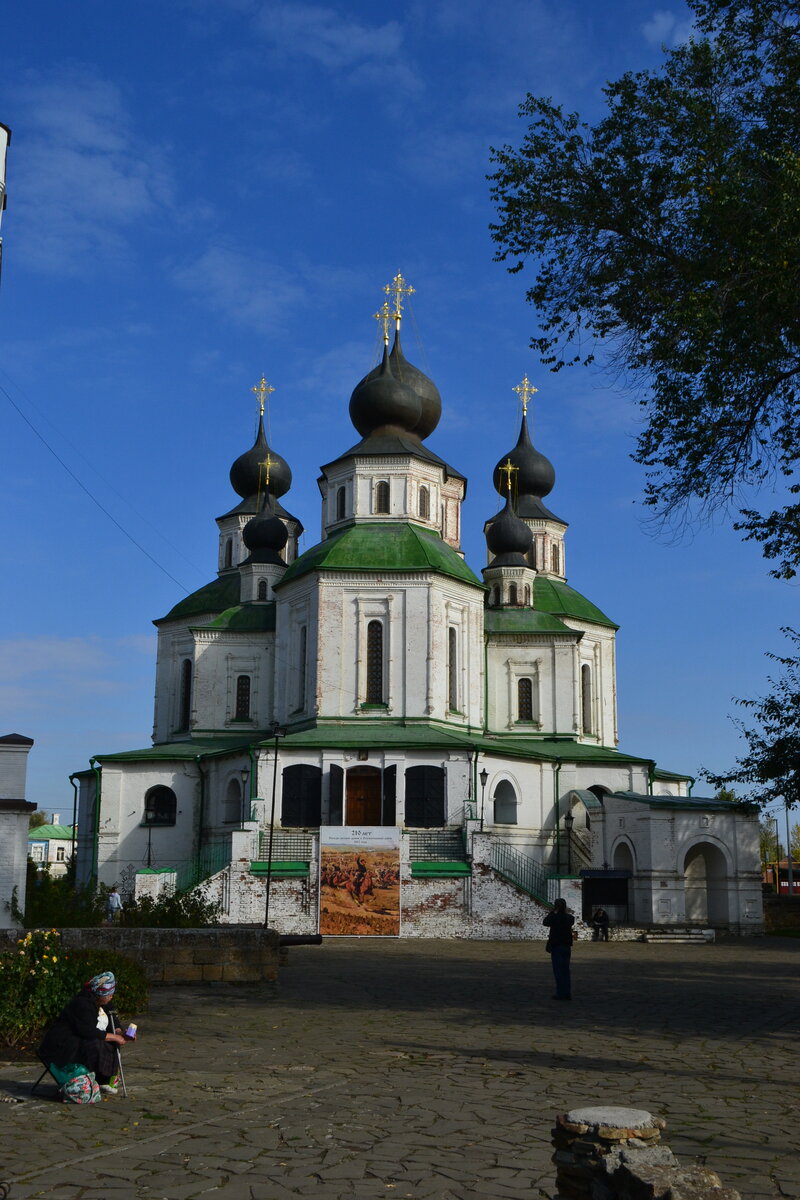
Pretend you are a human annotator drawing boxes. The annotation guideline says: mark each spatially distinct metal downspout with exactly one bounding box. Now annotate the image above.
[89,757,102,885]
[69,774,79,872]
[647,761,656,796]
[687,775,695,798]
[554,758,562,876]
[247,744,257,820]
[195,755,207,876]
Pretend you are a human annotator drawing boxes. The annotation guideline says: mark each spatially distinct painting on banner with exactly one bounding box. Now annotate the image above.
[319,826,402,937]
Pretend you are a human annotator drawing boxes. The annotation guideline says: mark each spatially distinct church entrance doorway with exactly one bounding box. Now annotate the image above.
[346,766,382,825]
[683,842,729,925]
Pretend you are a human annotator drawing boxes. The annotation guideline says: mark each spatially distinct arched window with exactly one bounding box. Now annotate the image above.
[224,538,233,569]
[523,584,531,605]
[448,627,458,711]
[551,543,560,574]
[179,659,192,732]
[296,625,307,710]
[144,786,177,827]
[530,541,537,569]
[418,486,430,520]
[234,674,251,721]
[257,579,268,601]
[493,780,518,825]
[518,677,533,722]
[509,583,518,605]
[224,777,243,823]
[336,486,346,520]
[366,620,384,704]
[581,664,593,734]
[375,480,390,513]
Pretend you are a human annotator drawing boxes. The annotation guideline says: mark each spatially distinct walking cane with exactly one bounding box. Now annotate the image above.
[107,1008,128,1098]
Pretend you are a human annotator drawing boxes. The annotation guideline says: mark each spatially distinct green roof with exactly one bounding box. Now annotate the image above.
[94,736,255,764]
[198,603,276,633]
[533,577,618,629]
[157,573,241,624]
[277,523,482,589]
[484,609,579,636]
[29,824,74,840]
[612,791,756,812]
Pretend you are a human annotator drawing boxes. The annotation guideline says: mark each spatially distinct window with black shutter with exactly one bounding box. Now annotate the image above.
[281,764,322,827]
[404,765,446,827]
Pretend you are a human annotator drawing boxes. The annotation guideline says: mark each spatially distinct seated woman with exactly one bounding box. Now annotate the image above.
[39,971,127,1095]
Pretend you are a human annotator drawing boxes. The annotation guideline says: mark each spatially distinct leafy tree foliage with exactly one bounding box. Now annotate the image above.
[489,0,800,576]
[705,627,800,807]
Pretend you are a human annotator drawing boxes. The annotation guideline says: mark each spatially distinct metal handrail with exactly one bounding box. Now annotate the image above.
[491,840,551,905]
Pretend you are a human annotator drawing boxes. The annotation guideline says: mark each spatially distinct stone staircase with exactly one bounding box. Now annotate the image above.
[639,927,715,944]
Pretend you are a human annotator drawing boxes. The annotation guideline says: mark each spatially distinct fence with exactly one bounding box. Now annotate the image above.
[407,829,468,861]
[174,838,232,893]
[256,832,315,862]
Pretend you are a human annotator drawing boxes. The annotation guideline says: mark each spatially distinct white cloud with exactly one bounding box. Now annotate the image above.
[171,242,308,332]
[255,3,404,68]
[642,9,695,46]
[0,635,153,715]
[11,69,175,275]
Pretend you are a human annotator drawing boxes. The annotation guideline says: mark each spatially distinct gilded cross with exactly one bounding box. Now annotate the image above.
[373,300,392,344]
[251,375,275,417]
[258,454,274,491]
[499,457,517,494]
[513,375,538,416]
[384,271,415,325]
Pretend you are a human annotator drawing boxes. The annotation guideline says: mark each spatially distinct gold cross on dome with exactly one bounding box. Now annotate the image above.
[513,375,538,416]
[384,271,415,325]
[373,300,392,344]
[499,457,517,494]
[258,453,274,491]
[251,375,275,417]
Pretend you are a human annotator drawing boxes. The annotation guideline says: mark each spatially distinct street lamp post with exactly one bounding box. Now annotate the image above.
[564,810,574,875]
[263,722,286,929]
[786,802,794,897]
[479,768,488,832]
[240,766,250,828]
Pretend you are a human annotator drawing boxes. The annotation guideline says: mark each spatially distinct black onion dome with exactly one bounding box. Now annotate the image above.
[230,415,292,500]
[486,494,533,565]
[349,344,422,437]
[353,331,441,439]
[492,414,555,500]
[241,490,289,564]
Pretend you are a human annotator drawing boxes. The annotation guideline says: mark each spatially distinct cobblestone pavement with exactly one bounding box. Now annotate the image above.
[1,936,799,1200]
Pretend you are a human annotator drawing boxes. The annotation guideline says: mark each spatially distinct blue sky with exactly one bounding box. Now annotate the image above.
[1,0,794,824]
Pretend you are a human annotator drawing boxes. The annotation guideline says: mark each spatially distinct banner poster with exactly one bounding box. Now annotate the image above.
[318,826,401,937]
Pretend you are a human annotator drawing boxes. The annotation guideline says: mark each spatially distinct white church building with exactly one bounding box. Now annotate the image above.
[73,280,763,937]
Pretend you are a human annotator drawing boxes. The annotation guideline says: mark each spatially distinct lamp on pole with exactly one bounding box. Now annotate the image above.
[479,768,488,832]
[263,722,286,929]
[240,766,250,828]
[564,810,574,875]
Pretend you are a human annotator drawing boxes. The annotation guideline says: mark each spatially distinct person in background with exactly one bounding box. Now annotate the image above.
[591,907,610,941]
[106,887,123,924]
[543,897,575,1001]
[39,971,126,1095]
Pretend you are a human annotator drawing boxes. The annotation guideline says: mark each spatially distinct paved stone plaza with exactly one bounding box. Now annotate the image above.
[1,936,798,1200]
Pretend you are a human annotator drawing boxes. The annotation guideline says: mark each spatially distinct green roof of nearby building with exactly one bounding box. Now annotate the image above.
[94,736,255,764]
[277,523,483,589]
[198,603,276,633]
[611,791,755,812]
[533,576,618,629]
[157,573,241,624]
[484,609,579,636]
[28,824,75,840]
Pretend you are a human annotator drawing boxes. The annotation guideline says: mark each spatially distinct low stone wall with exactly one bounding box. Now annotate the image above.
[552,1105,740,1200]
[0,926,281,985]
[763,895,800,933]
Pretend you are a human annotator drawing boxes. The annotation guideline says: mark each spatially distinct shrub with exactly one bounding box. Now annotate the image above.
[119,890,221,928]
[22,861,107,928]
[0,929,149,1050]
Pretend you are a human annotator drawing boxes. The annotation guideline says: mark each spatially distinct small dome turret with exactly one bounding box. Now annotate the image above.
[492,413,555,502]
[486,493,533,566]
[241,489,288,564]
[230,415,292,501]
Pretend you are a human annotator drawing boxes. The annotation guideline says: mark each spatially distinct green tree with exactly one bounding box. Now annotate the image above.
[705,628,800,808]
[759,817,783,864]
[489,0,800,576]
[29,811,48,829]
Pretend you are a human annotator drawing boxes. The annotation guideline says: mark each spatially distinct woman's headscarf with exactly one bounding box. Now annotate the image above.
[87,971,116,999]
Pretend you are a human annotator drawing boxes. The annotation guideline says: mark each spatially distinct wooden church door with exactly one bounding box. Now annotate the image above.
[346,766,382,825]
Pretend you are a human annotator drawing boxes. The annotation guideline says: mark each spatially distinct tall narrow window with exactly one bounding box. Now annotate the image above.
[296,625,307,710]
[523,584,531,605]
[448,626,458,711]
[257,579,268,601]
[224,538,233,569]
[179,659,192,731]
[509,583,518,605]
[530,541,537,569]
[418,486,430,520]
[581,664,593,734]
[336,486,346,520]
[234,674,251,720]
[518,677,533,722]
[366,620,384,704]
[375,480,390,513]
[551,543,560,574]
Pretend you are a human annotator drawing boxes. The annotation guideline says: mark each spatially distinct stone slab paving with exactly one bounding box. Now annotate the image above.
[0,935,798,1200]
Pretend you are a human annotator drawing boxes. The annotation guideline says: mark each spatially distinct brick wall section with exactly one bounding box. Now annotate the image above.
[763,895,800,932]
[0,926,280,984]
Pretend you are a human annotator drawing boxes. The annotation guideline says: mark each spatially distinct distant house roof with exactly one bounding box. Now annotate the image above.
[28,824,75,841]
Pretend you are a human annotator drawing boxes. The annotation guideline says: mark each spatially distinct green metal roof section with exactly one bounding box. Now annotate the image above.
[157,573,241,625]
[484,609,579,637]
[611,791,757,812]
[533,577,618,630]
[94,736,256,764]
[198,603,276,633]
[276,523,482,589]
[28,824,75,840]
